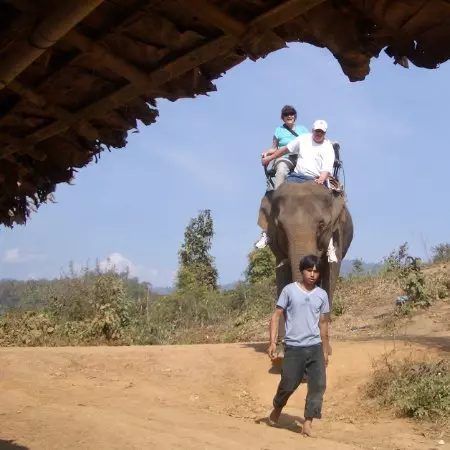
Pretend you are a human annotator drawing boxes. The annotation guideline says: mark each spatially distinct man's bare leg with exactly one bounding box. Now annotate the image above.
[269,407,282,425]
[302,417,313,436]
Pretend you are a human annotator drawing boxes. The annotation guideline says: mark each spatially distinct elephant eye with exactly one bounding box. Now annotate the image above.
[318,221,325,230]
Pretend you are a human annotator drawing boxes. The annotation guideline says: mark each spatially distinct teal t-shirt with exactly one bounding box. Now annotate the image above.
[273,124,308,158]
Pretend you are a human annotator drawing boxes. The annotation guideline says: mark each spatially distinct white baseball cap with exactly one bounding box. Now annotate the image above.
[312,119,328,132]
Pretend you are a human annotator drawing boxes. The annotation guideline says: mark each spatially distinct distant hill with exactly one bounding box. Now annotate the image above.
[152,286,174,295]
[339,259,382,277]
[216,260,382,292]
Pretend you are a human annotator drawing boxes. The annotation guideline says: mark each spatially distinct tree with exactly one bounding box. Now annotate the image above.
[352,258,364,275]
[431,242,450,263]
[176,209,218,291]
[245,247,276,284]
[382,242,409,273]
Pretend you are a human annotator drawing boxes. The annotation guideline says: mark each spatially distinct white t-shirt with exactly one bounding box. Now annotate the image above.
[286,133,335,178]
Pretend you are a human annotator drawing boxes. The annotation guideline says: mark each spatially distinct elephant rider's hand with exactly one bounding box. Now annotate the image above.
[315,176,326,185]
[262,154,273,166]
[267,342,277,360]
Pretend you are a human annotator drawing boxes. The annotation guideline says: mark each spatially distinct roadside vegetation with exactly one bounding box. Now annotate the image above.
[1,211,449,421]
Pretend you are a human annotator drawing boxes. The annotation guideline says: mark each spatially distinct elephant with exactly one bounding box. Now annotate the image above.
[257,180,354,351]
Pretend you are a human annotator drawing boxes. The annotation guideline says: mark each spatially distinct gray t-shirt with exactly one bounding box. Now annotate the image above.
[276,282,330,347]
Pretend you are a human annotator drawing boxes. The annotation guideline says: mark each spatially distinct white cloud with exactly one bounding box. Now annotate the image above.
[98,252,167,284]
[2,248,46,264]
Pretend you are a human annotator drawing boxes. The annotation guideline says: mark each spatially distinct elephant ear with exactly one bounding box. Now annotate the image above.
[330,194,346,231]
[257,191,273,230]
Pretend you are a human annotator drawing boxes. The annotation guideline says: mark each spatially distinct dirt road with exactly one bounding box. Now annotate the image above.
[1,340,448,450]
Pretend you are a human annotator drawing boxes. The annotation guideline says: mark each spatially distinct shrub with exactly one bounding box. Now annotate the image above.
[431,243,450,264]
[331,296,345,317]
[382,243,431,311]
[366,354,450,421]
[245,247,276,285]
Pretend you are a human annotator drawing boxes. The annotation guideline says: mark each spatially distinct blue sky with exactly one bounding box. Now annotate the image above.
[1,43,449,287]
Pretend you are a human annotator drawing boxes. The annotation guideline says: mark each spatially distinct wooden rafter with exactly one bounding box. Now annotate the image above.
[8,80,100,139]
[0,0,155,155]
[185,0,286,55]
[0,0,104,89]
[1,0,326,159]
[64,30,154,89]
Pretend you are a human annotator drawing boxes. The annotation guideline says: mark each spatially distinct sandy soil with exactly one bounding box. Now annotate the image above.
[1,338,449,450]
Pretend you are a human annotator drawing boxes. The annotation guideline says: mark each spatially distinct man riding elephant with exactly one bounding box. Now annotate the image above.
[262,119,334,187]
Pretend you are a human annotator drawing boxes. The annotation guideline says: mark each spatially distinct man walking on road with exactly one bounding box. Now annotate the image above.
[267,254,330,436]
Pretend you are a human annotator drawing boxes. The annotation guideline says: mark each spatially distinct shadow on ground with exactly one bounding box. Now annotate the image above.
[0,441,29,450]
[255,413,304,433]
[238,342,282,373]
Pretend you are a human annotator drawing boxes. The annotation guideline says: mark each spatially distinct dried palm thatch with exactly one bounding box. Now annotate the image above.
[1,0,450,227]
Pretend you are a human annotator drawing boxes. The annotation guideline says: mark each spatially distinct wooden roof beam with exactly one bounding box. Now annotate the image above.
[63,30,153,89]
[250,0,326,31]
[188,0,247,37]
[0,0,326,157]
[0,0,154,142]
[183,0,286,58]
[8,80,100,140]
[0,0,104,90]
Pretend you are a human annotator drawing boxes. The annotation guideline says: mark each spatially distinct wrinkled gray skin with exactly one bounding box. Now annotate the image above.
[258,181,354,341]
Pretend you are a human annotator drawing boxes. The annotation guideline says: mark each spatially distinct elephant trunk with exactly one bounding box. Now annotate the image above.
[287,229,317,283]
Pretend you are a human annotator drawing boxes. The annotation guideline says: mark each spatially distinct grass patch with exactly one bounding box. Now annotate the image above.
[331,296,345,317]
[366,353,450,421]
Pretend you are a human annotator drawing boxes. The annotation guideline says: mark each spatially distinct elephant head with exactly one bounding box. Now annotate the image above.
[258,181,353,310]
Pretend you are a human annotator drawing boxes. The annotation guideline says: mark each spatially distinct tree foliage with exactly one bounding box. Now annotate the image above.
[245,246,276,284]
[176,209,218,291]
[352,258,364,275]
[382,242,429,310]
[431,242,450,263]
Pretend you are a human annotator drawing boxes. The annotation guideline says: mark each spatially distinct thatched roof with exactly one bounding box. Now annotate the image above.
[1,0,449,227]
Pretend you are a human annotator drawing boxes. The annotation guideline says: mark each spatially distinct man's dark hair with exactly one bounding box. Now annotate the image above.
[299,254,323,272]
[281,104,297,118]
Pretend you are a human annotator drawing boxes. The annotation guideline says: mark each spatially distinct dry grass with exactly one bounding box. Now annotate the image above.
[365,351,450,422]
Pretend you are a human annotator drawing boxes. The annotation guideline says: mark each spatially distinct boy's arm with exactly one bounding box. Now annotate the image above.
[319,313,330,366]
[319,291,331,365]
[268,287,289,359]
[268,307,284,359]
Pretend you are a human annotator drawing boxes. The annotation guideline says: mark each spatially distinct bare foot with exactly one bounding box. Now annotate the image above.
[269,407,282,425]
[302,418,313,436]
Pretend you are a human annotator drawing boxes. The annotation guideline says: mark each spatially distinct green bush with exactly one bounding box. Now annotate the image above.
[366,355,450,420]
[382,243,431,311]
[245,247,276,285]
[431,243,450,263]
[331,296,345,317]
